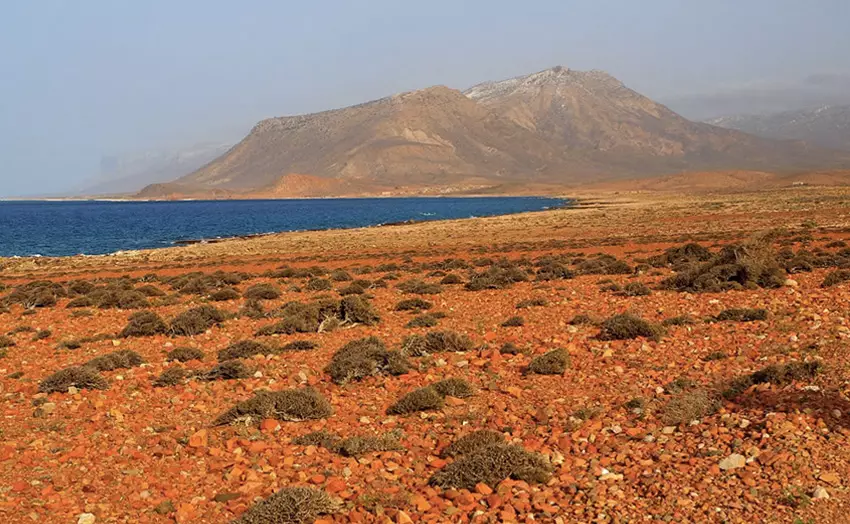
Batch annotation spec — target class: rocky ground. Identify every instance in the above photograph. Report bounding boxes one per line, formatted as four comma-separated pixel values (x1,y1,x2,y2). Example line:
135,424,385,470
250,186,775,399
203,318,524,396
2,188,850,523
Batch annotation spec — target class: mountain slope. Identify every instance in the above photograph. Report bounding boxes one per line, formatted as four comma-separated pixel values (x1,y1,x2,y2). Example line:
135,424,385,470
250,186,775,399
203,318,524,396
707,105,850,151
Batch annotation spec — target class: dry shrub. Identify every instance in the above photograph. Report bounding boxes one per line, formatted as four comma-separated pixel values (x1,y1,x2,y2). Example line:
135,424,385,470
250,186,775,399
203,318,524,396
662,315,695,326
598,314,664,341
569,314,598,326
526,348,569,375
324,337,409,384
244,283,281,300
499,342,520,355
535,262,575,281
66,296,94,308
67,280,96,295
153,366,187,387
218,340,274,361
136,284,166,297
329,269,353,282
257,297,375,335
166,346,204,362
209,288,241,301
196,360,252,381
94,289,150,310
661,388,720,425
339,296,379,325
501,316,524,327
395,298,432,312
714,308,767,322
4,281,66,309
0,335,15,348
39,366,108,393
214,388,332,425
282,340,317,351
386,386,444,415
232,487,338,524
84,350,144,371
516,297,548,309
420,330,473,353
292,430,341,449
338,283,366,295
400,334,428,357
465,267,528,291
620,282,652,296
239,299,266,319
295,430,403,457
406,314,439,328
120,311,168,338
440,274,463,285
397,279,442,295
750,361,821,386
648,243,713,268
576,254,632,275
440,430,505,458
429,443,551,489
305,278,332,291
170,305,226,336
32,329,51,341
432,377,475,398
821,269,850,288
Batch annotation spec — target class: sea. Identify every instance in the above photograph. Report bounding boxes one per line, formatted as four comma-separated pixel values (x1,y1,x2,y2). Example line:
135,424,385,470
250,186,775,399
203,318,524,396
0,197,567,257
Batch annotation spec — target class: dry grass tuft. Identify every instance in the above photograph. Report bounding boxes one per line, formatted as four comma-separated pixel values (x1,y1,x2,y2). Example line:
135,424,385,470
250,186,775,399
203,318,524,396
232,486,338,524
324,337,409,384
215,388,332,425
386,386,444,415
120,311,168,338
243,283,281,300
218,340,274,361
440,430,505,458
169,305,226,336
84,350,144,371
526,348,570,375
39,366,108,393
661,388,720,425
196,360,253,381
432,377,475,398
429,443,552,489
153,366,187,387
598,314,664,341
166,346,204,362
395,298,432,312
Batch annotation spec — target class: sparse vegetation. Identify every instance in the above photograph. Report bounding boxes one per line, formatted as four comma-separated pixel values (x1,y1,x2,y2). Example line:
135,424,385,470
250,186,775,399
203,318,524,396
39,366,109,393
153,366,187,387
169,305,226,336
526,348,569,375
243,283,281,300
120,311,168,337
821,269,850,288
232,486,337,524
196,360,253,381
84,350,144,371
429,442,551,489
397,278,442,295
386,386,444,415
661,388,720,425
406,314,439,328
501,315,525,327
166,346,204,362
324,337,409,384
214,388,332,425
209,288,241,301
598,313,664,341
516,297,548,308
432,377,475,398
395,298,432,312
466,266,529,291
714,308,767,322
218,340,274,361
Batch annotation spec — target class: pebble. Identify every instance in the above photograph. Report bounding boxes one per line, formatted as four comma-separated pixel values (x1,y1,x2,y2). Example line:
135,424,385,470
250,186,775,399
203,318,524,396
813,486,830,500
784,279,799,287
77,514,96,524
719,454,746,471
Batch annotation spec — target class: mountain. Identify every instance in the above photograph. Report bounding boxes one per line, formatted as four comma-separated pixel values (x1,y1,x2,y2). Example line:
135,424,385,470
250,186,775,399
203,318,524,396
141,67,850,198
706,105,850,151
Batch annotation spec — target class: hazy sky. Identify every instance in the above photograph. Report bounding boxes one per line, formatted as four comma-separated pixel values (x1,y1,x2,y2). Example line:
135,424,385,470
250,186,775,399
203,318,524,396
1,0,848,196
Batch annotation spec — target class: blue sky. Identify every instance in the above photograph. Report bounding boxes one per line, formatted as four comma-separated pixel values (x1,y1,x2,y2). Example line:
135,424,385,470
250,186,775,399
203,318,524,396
1,0,848,196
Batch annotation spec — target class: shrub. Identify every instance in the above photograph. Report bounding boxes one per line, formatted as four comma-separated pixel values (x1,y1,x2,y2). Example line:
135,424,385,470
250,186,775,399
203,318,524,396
282,340,317,351
97,290,149,310
209,288,241,301
386,386,444,415
648,243,713,268
661,388,720,425
196,360,252,381
569,314,597,326
4,281,66,309
400,334,428,357
397,279,442,295
620,282,652,296
499,342,521,355
232,487,337,524
166,346,204,362
329,269,353,282
305,278,332,291
821,269,850,288
598,314,664,341
153,367,187,387
516,297,548,309
244,283,281,300
714,308,767,322
406,314,439,328
39,366,108,393
466,267,528,291
501,316,524,327
67,280,97,295
214,388,332,425
169,305,226,336
218,340,274,361
420,330,473,353
239,298,266,319
577,254,632,275
84,350,144,371
338,282,366,295
662,315,695,326
440,430,505,458
66,297,94,308
432,377,475,398
32,329,51,341
429,443,551,489
0,335,15,348
536,263,575,281
750,361,821,386
395,298,432,312
338,296,379,325
295,430,403,457
257,299,340,335
324,337,409,384
136,284,166,297
120,311,168,337
703,351,728,361
440,274,463,285
526,348,569,375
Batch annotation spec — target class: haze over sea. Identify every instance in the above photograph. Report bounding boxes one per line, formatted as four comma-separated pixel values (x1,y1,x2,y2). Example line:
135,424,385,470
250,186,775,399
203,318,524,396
0,197,566,257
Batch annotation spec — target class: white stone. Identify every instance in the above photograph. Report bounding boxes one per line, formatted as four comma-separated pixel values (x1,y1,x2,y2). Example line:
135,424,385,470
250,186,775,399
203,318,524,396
718,453,746,471
78,514,96,524
813,486,830,499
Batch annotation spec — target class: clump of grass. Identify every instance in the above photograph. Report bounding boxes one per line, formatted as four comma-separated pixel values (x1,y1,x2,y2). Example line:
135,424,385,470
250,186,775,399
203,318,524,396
386,386,444,415
243,283,281,300
397,279,442,295
569,314,598,326
429,443,552,489
282,340,318,351
661,388,720,425
702,351,728,361
0,335,16,348
535,262,575,281
93,289,150,310
338,282,366,295
4,280,66,309
66,297,94,308
329,269,353,282
648,243,713,268
465,267,529,291
218,340,274,361
169,305,226,336
120,311,168,338
432,377,475,398
516,297,548,309
750,361,821,386
32,329,52,341
83,350,144,371
305,278,333,291
440,274,463,285
598,314,664,341
662,315,695,326
501,316,525,327
440,430,505,458
714,308,767,322
153,366,187,387
526,348,570,375
214,388,332,425
821,269,850,288
422,330,473,353
324,337,409,384
294,430,403,457
339,296,379,325
166,346,204,362
576,254,632,275
209,288,241,301
620,282,652,296
406,314,439,328
232,487,338,524
499,342,521,355
239,298,266,319
135,284,166,297
39,366,109,393
395,298,432,312
196,360,253,381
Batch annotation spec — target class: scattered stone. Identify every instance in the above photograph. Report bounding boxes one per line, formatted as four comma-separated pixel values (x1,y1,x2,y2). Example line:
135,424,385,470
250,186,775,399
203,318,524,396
719,454,746,471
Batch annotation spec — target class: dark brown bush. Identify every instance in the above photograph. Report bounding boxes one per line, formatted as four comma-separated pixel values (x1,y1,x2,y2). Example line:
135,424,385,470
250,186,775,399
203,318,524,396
440,274,463,285
329,269,353,282
661,388,720,425
136,284,166,297
4,281,66,309
32,329,51,341
516,297,548,309
420,330,473,353
0,335,15,348
295,430,403,457
598,314,664,341
440,430,505,458
620,282,652,296
232,487,337,524
465,267,529,291
120,311,168,338
218,340,274,361
526,348,570,375
305,278,332,291
67,280,96,295
58,339,82,350
153,366,187,387
397,279,442,295
714,308,767,322
501,316,525,327
214,388,332,425
432,377,475,398
243,283,281,300
406,314,439,328
166,346,204,362
569,314,598,326
209,288,241,301
282,340,318,351
239,298,266,319
39,366,108,393
169,305,226,336
535,263,575,281
400,334,428,357
662,315,696,326
257,299,343,335
84,350,144,371
750,361,821,386
821,269,850,288
292,430,341,449
577,254,632,275
196,360,252,381
499,342,520,355
395,298,432,312
95,290,150,310
66,296,94,308
338,296,380,325
429,443,552,489
324,337,409,384
386,386,444,415
648,243,713,268
338,282,366,295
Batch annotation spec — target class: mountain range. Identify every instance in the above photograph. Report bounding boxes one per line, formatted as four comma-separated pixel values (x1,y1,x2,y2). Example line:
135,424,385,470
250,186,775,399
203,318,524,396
138,67,850,198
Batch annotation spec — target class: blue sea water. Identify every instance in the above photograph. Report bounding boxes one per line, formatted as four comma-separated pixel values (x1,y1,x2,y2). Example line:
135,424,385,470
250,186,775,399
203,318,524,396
0,197,567,257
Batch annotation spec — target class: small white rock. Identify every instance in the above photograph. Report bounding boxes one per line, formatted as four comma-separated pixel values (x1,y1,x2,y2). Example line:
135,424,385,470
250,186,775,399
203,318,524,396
719,453,746,471
253,371,263,378
77,513,96,524
813,486,830,499
784,279,799,288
